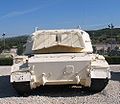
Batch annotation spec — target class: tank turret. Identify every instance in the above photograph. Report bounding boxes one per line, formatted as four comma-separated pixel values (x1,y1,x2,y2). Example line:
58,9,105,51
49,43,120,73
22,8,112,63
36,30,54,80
24,29,93,54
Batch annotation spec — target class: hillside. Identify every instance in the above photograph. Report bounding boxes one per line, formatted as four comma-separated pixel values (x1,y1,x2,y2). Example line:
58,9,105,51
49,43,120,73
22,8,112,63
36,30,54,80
87,28,120,44
0,35,28,54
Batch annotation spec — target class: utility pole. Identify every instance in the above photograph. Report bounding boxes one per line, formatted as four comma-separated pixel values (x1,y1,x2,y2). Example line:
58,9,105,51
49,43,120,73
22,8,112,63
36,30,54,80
2,33,5,53
108,24,114,49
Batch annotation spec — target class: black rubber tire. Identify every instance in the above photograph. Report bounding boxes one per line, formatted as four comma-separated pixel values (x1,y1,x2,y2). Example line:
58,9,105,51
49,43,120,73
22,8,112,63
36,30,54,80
89,79,109,92
12,81,31,96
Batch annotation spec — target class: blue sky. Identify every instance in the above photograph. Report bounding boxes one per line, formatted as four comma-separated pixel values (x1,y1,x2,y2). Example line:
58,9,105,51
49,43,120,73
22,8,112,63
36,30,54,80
0,0,120,36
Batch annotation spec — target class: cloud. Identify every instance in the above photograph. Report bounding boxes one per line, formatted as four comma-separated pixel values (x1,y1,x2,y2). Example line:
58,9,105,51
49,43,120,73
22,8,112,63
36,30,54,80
0,7,40,20
0,0,64,21
0,0,63,21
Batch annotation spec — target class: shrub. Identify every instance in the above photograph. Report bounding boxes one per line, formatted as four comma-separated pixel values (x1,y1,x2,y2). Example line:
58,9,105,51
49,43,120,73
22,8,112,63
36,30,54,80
105,56,120,64
0,57,13,66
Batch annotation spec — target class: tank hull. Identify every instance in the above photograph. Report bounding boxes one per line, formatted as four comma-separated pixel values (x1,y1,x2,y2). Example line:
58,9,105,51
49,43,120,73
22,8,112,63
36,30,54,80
11,53,110,89
10,29,111,95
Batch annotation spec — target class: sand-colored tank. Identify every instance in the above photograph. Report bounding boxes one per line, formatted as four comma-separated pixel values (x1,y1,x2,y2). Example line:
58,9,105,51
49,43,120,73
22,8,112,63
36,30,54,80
10,29,111,95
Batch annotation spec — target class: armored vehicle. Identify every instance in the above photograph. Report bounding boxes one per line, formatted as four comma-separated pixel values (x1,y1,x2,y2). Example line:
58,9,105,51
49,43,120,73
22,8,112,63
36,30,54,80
10,29,111,95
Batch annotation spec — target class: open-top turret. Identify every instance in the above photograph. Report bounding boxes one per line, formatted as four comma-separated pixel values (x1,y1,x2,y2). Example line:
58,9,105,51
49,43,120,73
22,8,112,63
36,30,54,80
24,29,93,54
10,28,111,95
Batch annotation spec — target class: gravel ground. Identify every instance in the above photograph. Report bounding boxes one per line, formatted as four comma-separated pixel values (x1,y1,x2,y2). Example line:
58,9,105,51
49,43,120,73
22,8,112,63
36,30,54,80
0,66,11,76
0,65,119,104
